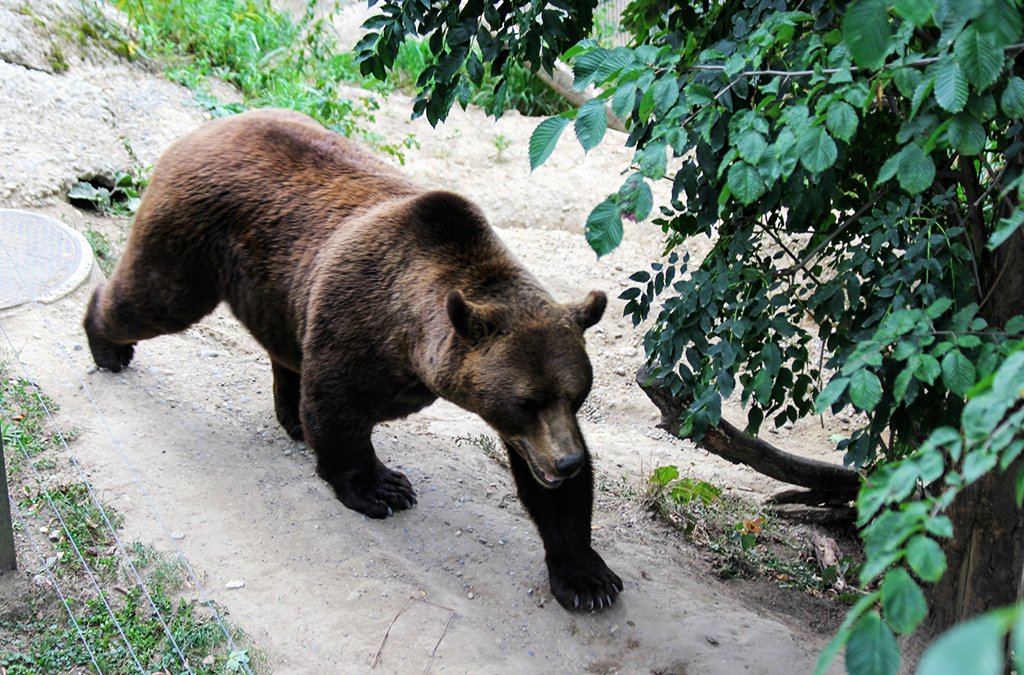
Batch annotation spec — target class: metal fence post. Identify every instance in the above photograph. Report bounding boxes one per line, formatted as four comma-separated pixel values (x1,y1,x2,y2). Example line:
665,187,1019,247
0,432,16,571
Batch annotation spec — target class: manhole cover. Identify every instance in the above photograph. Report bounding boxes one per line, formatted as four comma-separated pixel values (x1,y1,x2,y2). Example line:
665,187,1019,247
0,209,94,310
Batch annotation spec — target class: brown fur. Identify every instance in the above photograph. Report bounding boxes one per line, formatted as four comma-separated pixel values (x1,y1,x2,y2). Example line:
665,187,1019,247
84,109,622,611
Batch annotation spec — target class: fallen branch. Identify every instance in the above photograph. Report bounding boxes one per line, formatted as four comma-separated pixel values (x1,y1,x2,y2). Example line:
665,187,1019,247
636,366,861,501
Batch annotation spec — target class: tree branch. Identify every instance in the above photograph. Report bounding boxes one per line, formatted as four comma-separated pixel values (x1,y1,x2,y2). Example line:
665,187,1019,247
636,366,861,499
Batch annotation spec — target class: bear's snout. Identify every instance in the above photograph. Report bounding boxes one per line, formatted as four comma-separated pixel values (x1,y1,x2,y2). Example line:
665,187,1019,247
554,452,585,478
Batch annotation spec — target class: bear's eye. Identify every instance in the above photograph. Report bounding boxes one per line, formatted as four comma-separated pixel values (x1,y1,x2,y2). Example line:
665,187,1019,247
517,397,543,414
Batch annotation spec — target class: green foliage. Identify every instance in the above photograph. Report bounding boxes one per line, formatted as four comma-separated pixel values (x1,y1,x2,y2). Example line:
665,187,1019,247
0,370,252,673
68,169,148,215
98,0,412,161
84,229,117,277
367,0,1024,671
492,133,512,161
355,0,595,124
649,465,723,505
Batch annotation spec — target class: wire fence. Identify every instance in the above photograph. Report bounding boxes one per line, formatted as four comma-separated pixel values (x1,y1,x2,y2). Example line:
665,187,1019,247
0,233,251,675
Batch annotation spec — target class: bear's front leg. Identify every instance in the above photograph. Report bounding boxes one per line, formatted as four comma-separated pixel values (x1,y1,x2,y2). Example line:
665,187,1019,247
506,443,623,611
300,396,416,519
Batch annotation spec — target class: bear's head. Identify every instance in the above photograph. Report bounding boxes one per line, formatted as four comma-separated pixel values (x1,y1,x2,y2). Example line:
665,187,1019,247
443,289,606,488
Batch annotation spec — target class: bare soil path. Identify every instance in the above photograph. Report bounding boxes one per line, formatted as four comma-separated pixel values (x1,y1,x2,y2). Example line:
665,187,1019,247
0,2,848,672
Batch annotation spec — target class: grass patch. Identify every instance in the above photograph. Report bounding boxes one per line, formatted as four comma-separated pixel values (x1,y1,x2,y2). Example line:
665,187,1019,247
645,465,862,601
83,228,117,276
1,376,62,476
79,0,415,162
456,433,507,469
0,367,259,673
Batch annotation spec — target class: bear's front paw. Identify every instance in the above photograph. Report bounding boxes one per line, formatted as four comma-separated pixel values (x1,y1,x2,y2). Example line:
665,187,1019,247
331,461,417,519
547,549,623,612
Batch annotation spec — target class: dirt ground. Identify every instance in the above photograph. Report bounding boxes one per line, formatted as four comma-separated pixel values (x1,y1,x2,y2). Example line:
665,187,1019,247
0,1,852,672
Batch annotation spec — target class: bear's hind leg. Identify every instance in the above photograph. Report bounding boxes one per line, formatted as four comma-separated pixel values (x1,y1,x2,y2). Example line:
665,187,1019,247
84,271,218,372
506,443,623,611
272,361,304,441
84,286,135,372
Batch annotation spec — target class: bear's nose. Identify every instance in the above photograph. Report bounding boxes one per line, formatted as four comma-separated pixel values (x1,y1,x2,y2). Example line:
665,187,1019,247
555,453,585,477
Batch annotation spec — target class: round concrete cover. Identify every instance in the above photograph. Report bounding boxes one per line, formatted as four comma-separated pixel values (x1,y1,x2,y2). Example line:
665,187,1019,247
0,209,94,310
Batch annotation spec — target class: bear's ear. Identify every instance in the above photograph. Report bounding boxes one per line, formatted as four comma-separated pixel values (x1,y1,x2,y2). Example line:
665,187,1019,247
566,290,607,331
447,290,504,341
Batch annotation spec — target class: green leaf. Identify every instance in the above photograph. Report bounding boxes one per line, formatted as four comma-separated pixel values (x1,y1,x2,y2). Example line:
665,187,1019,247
728,161,767,205
651,75,679,116
575,98,608,153
894,0,937,26
1002,76,1024,117
849,368,883,411
584,198,623,257
611,81,638,120
954,26,1005,92
814,593,881,675
752,367,773,406
651,465,679,486
826,100,859,143
918,612,1007,675
877,152,901,185
799,126,838,174
736,130,768,164
947,114,986,155
845,611,900,675
896,143,935,194
528,116,570,171
618,174,654,221
816,376,850,413
68,181,102,202
843,0,892,70
988,209,1024,250
941,350,976,398
572,48,609,90
639,140,668,180
638,86,656,121
1014,611,1024,672
906,535,947,582
975,0,1023,49
881,568,928,634
934,58,968,112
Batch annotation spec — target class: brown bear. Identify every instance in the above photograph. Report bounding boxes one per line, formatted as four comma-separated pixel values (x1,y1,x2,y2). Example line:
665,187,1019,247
83,108,622,611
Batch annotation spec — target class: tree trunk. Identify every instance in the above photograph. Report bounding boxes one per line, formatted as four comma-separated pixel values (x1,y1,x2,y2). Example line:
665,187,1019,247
925,224,1024,640
926,460,1024,632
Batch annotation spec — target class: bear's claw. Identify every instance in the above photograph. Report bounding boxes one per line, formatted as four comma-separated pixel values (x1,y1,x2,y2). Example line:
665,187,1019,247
548,549,623,612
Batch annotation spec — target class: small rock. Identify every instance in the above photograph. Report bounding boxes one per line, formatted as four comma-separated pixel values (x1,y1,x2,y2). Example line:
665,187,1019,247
170,531,185,540
225,579,245,590
199,350,221,358
467,591,475,600
201,655,216,667
613,367,627,376
616,346,637,357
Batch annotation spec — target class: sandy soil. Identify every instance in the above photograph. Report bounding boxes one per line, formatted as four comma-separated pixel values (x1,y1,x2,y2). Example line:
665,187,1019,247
0,1,850,672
